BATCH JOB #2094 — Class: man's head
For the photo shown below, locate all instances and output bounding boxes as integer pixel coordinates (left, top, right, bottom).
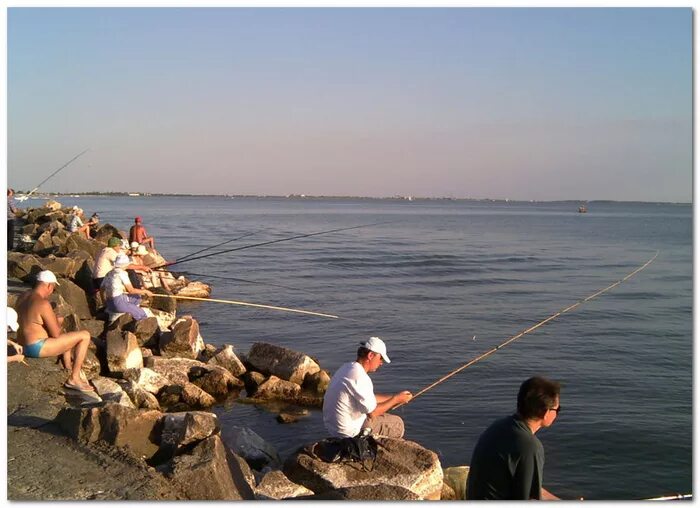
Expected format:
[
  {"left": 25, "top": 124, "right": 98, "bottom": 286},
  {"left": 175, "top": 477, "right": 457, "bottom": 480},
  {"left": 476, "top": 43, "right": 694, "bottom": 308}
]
[
  {"left": 357, "top": 336, "right": 391, "bottom": 373},
  {"left": 34, "top": 270, "right": 60, "bottom": 293},
  {"left": 517, "top": 376, "right": 561, "bottom": 427},
  {"left": 7, "top": 307, "right": 19, "bottom": 332},
  {"left": 134, "top": 216, "right": 142, "bottom": 224},
  {"left": 7, "top": 188, "right": 14, "bottom": 197},
  {"left": 114, "top": 254, "right": 130, "bottom": 270},
  {"left": 108, "top": 237, "right": 122, "bottom": 250}
]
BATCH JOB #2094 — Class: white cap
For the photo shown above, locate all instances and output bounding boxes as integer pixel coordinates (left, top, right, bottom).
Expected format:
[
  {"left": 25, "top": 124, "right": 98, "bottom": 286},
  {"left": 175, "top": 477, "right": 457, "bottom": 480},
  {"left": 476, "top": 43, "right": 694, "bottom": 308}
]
[
  {"left": 135, "top": 245, "right": 148, "bottom": 256},
  {"left": 114, "top": 254, "right": 130, "bottom": 268},
  {"left": 7, "top": 307, "right": 18, "bottom": 332},
  {"left": 130, "top": 241, "right": 139, "bottom": 249},
  {"left": 36, "top": 270, "right": 60, "bottom": 286},
  {"left": 361, "top": 336, "right": 391, "bottom": 363}
]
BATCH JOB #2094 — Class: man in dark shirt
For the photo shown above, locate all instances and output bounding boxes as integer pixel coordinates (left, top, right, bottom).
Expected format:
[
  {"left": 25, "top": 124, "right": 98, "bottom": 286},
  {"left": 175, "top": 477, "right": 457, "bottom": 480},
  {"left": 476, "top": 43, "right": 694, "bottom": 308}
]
[{"left": 467, "top": 376, "right": 561, "bottom": 500}]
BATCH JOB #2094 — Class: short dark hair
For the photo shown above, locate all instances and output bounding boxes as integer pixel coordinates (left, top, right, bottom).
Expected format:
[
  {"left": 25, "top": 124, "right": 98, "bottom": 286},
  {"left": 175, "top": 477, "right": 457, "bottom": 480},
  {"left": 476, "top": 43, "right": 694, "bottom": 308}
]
[
  {"left": 517, "top": 376, "right": 560, "bottom": 420},
  {"left": 357, "top": 347, "right": 372, "bottom": 360}
]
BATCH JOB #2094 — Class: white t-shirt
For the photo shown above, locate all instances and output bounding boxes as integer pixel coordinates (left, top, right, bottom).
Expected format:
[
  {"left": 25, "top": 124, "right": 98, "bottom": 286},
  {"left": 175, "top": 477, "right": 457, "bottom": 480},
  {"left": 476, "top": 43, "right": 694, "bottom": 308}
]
[
  {"left": 93, "top": 247, "right": 119, "bottom": 278},
  {"left": 69, "top": 215, "right": 83, "bottom": 232},
  {"left": 101, "top": 269, "right": 131, "bottom": 298},
  {"left": 323, "top": 361, "right": 377, "bottom": 438}
]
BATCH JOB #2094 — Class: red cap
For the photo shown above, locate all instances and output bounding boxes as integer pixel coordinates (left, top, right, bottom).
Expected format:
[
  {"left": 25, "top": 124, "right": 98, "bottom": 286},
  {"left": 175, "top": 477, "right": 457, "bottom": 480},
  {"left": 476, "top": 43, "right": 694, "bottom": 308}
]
[{"left": 135, "top": 216, "right": 142, "bottom": 222}]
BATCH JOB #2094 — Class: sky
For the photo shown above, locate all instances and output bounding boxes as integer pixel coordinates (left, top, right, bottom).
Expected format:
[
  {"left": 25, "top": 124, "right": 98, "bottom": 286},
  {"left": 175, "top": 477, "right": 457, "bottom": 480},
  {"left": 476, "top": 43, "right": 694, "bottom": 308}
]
[{"left": 5, "top": 7, "right": 693, "bottom": 202}]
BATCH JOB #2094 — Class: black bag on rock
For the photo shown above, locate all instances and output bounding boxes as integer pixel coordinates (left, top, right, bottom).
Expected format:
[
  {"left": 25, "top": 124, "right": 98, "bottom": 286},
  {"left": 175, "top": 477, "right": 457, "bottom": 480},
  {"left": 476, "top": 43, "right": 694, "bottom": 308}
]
[{"left": 313, "top": 432, "right": 380, "bottom": 472}]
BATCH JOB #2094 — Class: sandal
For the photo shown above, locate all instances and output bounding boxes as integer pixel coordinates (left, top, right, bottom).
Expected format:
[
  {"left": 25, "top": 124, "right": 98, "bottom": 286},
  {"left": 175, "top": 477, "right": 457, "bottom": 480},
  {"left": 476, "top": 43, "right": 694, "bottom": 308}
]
[{"left": 63, "top": 381, "right": 95, "bottom": 393}]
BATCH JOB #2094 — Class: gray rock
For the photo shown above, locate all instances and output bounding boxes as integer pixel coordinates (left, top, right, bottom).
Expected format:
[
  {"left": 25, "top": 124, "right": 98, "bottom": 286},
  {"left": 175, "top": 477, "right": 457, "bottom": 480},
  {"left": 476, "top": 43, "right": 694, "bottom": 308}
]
[
  {"left": 55, "top": 406, "right": 102, "bottom": 442},
  {"left": 255, "top": 470, "right": 314, "bottom": 500},
  {"left": 32, "top": 230, "right": 55, "bottom": 255},
  {"left": 106, "top": 330, "right": 143, "bottom": 376},
  {"left": 36, "top": 254, "right": 76, "bottom": 278},
  {"left": 208, "top": 344, "right": 246, "bottom": 377},
  {"left": 53, "top": 277, "right": 92, "bottom": 319},
  {"left": 253, "top": 375, "right": 301, "bottom": 401},
  {"left": 247, "top": 342, "right": 320, "bottom": 385},
  {"left": 302, "top": 369, "right": 331, "bottom": 396},
  {"left": 283, "top": 437, "right": 444, "bottom": 500},
  {"left": 7, "top": 252, "right": 44, "bottom": 281},
  {"left": 242, "top": 371, "right": 267, "bottom": 396},
  {"left": 122, "top": 367, "right": 171, "bottom": 395},
  {"left": 221, "top": 426, "right": 281, "bottom": 471},
  {"left": 96, "top": 403, "right": 162, "bottom": 460},
  {"left": 191, "top": 365, "right": 244, "bottom": 397},
  {"left": 93, "top": 223, "right": 121, "bottom": 244},
  {"left": 128, "top": 317, "right": 160, "bottom": 347},
  {"left": 159, "top": 317, "right": 204, "bottom": 359},
  {"left": 91, "top": 376, "right": 135, "bottom": 408},
  {"left": 307, "top": 484, "right": 421, "bottom": 500},
  {"left": 181, "top": 382, "right": 216, "bottom": 409},
  {"left": 158, "top": 411, "right": 220, "bottom": 460},
  {"left": 150, "top": 286, "right": 177, "bottom": 314},
  {"left": 80, "top": 319, "right": 106, "bottom": 339},
  {"left": 167, "top": 435, "right": 252, "bottom": 500},
  {"left": 442, "top": 465, "right": 469, "bottom": 500},
  {"left": 118, "top": 379, "right": 161, "bottom": 410}
]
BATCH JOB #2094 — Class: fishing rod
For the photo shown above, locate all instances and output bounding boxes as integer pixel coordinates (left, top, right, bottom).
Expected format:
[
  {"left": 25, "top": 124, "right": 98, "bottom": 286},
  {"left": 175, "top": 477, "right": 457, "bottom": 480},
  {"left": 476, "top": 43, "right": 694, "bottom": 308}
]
[
  {"left": 151, "top": 293, "right": 338, "bottom": 319},
  {"left": 156, "top": 269, "right": 314, "bottom": 294},
  {"left": 643, "top": 493, "right": 692, "bottom": 501},
  {"left": 152, "top": 221, "right": 394, "bottom": 270},
  {"left": 16, "top": 149, "right": 90, "bottom": 202},
  {"left": 173, "top": 230, "right": 260, "bottom": 264},
  {"left": 398, "top": 251, "right": 659, "bottom": 407}
]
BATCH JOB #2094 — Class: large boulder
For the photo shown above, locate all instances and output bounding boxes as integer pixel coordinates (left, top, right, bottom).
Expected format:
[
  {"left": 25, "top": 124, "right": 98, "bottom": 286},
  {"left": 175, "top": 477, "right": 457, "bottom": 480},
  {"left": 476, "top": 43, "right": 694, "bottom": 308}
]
[
  {"left": 255, "top": 470, "right": 314, "bottom": 500},
  {"left": 25, "top": 207, "right": 52, "bottom": 224},
  {"left": 37, "top": 220, "right": 65, "bottom": 235},
  {"left": 118, "top": 379, "right": 161, "bottom": 410},
  {"left": 302, "top": 370, "right": 331, "bottom": 396},
  {"left": 221, "top": 426, "right": 281, "bottom": 471},
  {"left": 253, "top": 375, "right": 301, "bottom": 401},
  {"left": 93, "top": 223, "right": 121, "bottom": 244},
  {"left": 150, "top": 287, "right": 177, "bottom": 314},
  {"left": 58, "top": 233, "right": 102, "bottom": 259},
  {"left": 181, "top": 382, "right": 216, "bottom": 409},
  {"left": 122, "top": 367, "right": 171, "bottom": 395},
  {"left": 54, "top": 277, "right": 92, "bottom": 319},
  {"left": 442, "top": 465, "right": 469, "bottom": 500},
  {"left": 80, "top": 319, "right": 106, "bottom": 339},
  {"left": 208, "top": 344, "right": 246, "bottom": 377},
  {"left": 246, "top": 343, "right": 320, "bottom": 385},
  {"left": 143, "top": 356, "right": 192, "bottom": 386},
  {"left": 307, "top": 484, "right": 421, "bottom": 500},
  {"left": 165, "top": 435, "right": 252, "bottom": 500},
  {"left": 91, "top": 376, "right": 135, "bottom": 408},
  {"left": 283, "top": 437, "right": 443, "bottom": 500},
  {"left": 190, "top": 365, "right": 244, "bottom": 396},
  {"left": 242, "top": 371, "right": 267, "bottom": 397},
  {"left": 156, "top": 411, "right": 220, "bottom": 461},
  {"left": 7, "top": 252, "right": 43, "bottom": 280},
  {"left": 106, "top": 330, "right": 144, "bottom": 376},
  {"left": 128, "top": 317, "right": 160, "bottom": 348},
  {"left": 174, "top": 281, "right": 211, "bottom": 298},
  {"left": 39, "top": 255, "right": 79, "bottom": 279},
  {"left": 44, "top": 200, "right": 62, "bottom": 211},
  {"left": 55, "top": 406, "right": 102, "bottom": 442},
  {"left": 32, "top": 230, "right": 55, "bottom": 255},
  {"left": 149, "top": 308, "right": 177, "bottom": 332},
  {"left": 159, "top": 317, "right": 204, "bottom": 359}
]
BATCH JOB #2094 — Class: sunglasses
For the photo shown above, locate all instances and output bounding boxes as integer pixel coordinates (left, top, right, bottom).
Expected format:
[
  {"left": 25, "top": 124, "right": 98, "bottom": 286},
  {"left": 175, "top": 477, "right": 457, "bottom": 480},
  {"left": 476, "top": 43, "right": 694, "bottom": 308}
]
[{"left": 549, "top": 406, "right": 562, "bottom": 414}]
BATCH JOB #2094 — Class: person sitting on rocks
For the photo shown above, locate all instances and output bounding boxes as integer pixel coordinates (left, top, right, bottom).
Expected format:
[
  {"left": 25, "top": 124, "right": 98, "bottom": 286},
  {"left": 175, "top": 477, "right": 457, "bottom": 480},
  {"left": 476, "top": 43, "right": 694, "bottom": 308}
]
[
  {"left": 93, "top": 237, "right": 124, "bottom": 291},
  {"left": 7, "top": 307, "right": 25, "bottom": 364},
  {"left": 323, "top": 336, "right": 413, "bottom": 439},
  {"left": 68, "top": 207, "right": 97, "bottom": 239},
  {"left": 14, "top": 270, "right": 94, "bottom": 392},
  {"left": 102, "top": 254, "right": 154, "bottom": 321},
  {"left": 7, "top": 188, "right": 19, "bottom": 250},
  {"left": 129, "top": 216, "right": 156, "bottom": 252}
]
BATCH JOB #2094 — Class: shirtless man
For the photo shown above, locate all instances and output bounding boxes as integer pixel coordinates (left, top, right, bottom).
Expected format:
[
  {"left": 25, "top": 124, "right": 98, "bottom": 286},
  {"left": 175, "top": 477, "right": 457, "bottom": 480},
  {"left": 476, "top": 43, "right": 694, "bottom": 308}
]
[
  {"left": 129, "top": 216, "right": 156, "bottom": 251},
  {"left": 15, "top": 270, "right": 93, "bottom": 392}
]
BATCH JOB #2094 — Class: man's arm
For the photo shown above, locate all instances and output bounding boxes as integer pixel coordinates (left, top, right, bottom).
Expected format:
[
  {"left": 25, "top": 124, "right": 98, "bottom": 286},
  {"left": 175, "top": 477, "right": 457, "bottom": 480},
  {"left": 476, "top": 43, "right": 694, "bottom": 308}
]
[
  {"left": 541, "top": 487, "right": 560, "bottom": 500},
  {"left": 368, "top": 391, "right": 412, "bottom": 418},
  {"left": 39, "top": 300, "right": 62, "bottom": 338}
]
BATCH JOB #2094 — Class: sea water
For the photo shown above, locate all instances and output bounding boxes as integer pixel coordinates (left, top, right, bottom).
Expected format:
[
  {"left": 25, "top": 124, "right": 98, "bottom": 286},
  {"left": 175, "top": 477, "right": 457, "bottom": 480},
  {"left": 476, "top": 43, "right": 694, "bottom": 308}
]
[{"left": 48, "top": 195, "right": 692, "bottom": 500}]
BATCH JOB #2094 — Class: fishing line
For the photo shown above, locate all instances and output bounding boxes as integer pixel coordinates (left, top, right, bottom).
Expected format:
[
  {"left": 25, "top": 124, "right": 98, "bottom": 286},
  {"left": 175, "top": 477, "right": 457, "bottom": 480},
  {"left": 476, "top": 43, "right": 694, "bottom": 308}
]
[
  {"left": 151, "top": 293, "right": 338, "bottom": 319},
  {"left": 400, "top": 251, "right": 659, "bottom": 406},
  {"left": 158, "top": 269, "right": 314, "bottom": 294},
  {"left": 173, "top": 230, "right": 260, "bottom": 264},
  {"left": 154, "top": 221, "right": 395, "bottom": 269}
]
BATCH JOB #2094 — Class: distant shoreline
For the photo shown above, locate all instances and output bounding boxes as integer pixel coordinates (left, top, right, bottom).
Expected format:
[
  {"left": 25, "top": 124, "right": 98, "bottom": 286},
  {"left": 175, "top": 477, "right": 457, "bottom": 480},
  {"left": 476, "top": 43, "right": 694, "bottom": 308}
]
[{"left": 9, "top": 191, "right": 691, "bottom": 206}]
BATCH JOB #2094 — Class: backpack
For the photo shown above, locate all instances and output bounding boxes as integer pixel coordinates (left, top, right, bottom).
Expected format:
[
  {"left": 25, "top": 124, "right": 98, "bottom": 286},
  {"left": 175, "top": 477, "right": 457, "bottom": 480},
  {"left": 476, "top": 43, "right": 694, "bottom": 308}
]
[{"left": 313, "top": 432, "right": 381, "bottom": 472}]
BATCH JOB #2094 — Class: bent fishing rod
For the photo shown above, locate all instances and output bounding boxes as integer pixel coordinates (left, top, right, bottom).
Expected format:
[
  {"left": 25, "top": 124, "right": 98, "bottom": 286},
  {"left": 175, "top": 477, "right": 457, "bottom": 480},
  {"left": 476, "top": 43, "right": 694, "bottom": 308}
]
[
  {"left": 152, "top": 221, "right": 394, "bottom": 270},
  {"left": 398, "top": 251, "right": 659, "bottom": 407},
  {"left": 157, "top": 270, "right": 314, "bottom": 294},
  {"left": 16, "top": 149, "right": 90, "bottom": 202}
]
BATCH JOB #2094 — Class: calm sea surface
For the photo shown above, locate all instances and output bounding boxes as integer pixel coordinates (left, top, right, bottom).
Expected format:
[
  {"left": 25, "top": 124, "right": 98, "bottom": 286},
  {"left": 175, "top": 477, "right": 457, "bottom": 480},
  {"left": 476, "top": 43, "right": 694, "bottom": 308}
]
[{"left": 47, "top": 195, "right": 691, "bottom": 500}]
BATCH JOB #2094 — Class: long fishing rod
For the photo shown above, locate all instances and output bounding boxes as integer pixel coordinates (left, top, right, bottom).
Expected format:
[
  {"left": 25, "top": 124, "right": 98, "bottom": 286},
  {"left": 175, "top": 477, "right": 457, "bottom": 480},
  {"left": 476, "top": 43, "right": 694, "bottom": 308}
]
[
  {"left": 16, "top": 149, "right": 90, "bottom": 202},
  {"left": 399, "top": 251, "right": 659, "bottom": 407},
  {"left": 151, "top": 293, "right": 338, "bottom": 319},
  {"left": 158, "top": 269, "right": 314, "bottom": 294},
  {"left": 173, "top": 230, "right": 260, "bottom": 264},
  {"left": 643, "top": 493, "right": 692, "bottom": 501},
  {"left": 152, "top": 221, "right": 394, "bottom": 270}
]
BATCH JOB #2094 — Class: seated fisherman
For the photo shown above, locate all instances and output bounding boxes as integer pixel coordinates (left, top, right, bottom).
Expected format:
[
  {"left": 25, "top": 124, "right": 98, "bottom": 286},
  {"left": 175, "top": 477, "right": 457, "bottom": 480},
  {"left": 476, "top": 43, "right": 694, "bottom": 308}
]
[
  {"left": 323, "top": 336, "right": 413, "bottom": 439},
  {"left": 129, "top": 216, "right": 156, "bottom": 251},
  {"left": 14, "top": 271, "right": 94, "bottom": 392},
  {"left": 102, "top": 254, "right": 154, "bottom": 320},
  {"left": 68, "top": 207, "right": 97, "bottom": 239}
]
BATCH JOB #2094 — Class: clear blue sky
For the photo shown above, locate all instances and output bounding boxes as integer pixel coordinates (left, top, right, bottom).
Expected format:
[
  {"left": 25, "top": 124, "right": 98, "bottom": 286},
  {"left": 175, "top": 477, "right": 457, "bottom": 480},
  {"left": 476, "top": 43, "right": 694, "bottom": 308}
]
[{"left": 7, "top": 7, "right": 692, "bottom": 202}]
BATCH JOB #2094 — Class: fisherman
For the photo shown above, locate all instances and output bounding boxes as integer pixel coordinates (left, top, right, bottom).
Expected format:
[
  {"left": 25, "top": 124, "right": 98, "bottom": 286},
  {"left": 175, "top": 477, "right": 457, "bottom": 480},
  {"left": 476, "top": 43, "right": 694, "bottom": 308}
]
[
  {"left": 14, "top": 270, "right": 94, "bottom": 392},
  {"left": 7, "top": 188, "right": 18, "bottom": 250},
  {"left": 466, "top": 376, "right": 561, "bottom": 500},
  {"left": 129, "top": 216, "right": 156, "bottom": 251},
  {"left": 68, "top": 207, "right": 97, "bottom": 239},
  {"left": 93, "top": 237, "right": 124, "bottom": 291},
  {"left": 102, "top": 254, "right": 154, "bottom": 320},
  {"left": 323, "top": 336, "right": 413, "bottom": 439},
  {"left": 126, "top": 243, "right": 153, "bottom": 289}
]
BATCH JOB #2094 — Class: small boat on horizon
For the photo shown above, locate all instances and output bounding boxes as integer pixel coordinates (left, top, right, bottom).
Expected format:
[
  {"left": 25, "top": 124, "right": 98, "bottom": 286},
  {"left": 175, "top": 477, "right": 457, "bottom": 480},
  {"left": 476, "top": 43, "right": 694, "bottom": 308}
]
[{"left": 578, "top": 205, "right": 588, "bottom": 213}]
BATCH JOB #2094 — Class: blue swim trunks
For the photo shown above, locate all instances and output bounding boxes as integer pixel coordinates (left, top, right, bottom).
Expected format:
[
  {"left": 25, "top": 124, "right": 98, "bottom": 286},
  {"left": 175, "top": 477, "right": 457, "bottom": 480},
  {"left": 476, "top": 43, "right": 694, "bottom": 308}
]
[{"left": 23, "top": 339, "right": 47, "bottom": 358}]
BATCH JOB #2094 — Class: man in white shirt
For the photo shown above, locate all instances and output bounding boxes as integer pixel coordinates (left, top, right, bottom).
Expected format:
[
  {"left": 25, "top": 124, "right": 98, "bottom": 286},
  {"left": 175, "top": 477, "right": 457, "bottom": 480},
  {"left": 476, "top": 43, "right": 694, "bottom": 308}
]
[
  {"left": 102, "top": 254, "right": 153, "bottom": 320},
  {"left": 323, "top": 336, "right": 412, "bottom": 439}
]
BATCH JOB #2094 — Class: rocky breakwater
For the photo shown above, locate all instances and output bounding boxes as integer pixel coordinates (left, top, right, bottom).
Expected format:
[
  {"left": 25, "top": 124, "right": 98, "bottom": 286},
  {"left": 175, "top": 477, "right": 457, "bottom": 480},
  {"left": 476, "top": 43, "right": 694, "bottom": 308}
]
[{"left": 7, "top": 200, "right": 458, "bottom": 500}]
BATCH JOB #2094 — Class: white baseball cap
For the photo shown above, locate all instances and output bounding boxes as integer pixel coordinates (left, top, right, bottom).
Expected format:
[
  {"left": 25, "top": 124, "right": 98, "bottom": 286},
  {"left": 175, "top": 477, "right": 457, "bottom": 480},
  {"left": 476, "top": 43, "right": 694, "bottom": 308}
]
[
  {"left": 36, "top": 270, "right": 60, "bottom": 286},
  {"left": 130, "top": 241, "right": 140, "bottom": 249},
  {"left": 361, "top": 336, "right": 391, "bottom": 363},
  {"left": 7, "top": 307, "right": 19, "bottom": 332},
  {"left": 114, "top": 254, "right": 130, "bottom": 268}
]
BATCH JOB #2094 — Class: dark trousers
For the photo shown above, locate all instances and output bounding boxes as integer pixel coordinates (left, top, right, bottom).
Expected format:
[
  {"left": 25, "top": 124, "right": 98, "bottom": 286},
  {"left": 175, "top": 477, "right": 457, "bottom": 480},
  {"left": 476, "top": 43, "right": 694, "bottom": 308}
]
[{"left": 7, "top": 219, "right": 14, "bottom": 250}]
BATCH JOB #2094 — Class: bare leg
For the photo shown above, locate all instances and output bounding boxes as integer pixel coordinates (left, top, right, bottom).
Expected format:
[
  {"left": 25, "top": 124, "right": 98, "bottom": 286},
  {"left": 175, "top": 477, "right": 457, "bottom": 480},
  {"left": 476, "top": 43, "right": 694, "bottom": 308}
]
[{"left": 39, "top": 331, "right": 92, "bottom": 389}]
